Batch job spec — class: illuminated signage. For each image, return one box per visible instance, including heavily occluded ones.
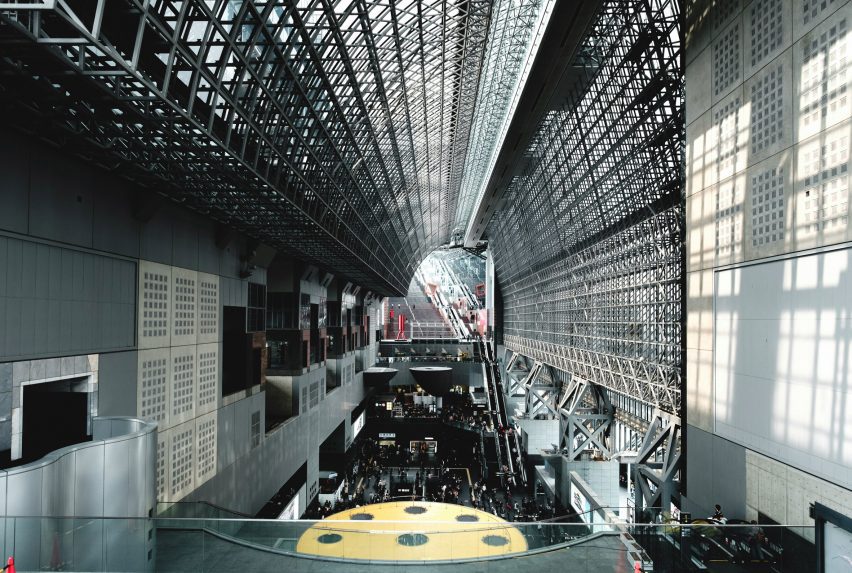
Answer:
[352,411,366,439]
[277,493,300,521]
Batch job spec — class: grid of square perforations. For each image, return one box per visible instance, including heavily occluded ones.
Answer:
[751,167,786,246]
[713,0,740,30]
[715,97,742,178]
[142,271,168,339]
[750,64,784,154]
[803,0,841,24]
[750,0,783,67]
[310,382,319,407]
[156,436,168,501]
[197,348,218,410]
[714,22,741,97]
[173,274,196,338]
[716,181,744,257]
[800,17,848,133]
[171,352,195,418]
[196,416,216,482]
[140,357,168,424]
[170,426,194,498]
[802,136,850,232]
[198,278,218,338]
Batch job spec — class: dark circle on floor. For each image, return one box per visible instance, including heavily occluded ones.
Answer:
[351,513,374,520]
[456,514,480,522]
[317,533,343,544]
[404,506,428,515]
[482,535,509,547]
[397,533,429,547]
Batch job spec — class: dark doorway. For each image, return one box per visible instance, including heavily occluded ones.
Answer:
[223,305,250,396]
[22,377,90,463]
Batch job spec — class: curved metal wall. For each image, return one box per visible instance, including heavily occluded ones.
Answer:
[0,416,157,572]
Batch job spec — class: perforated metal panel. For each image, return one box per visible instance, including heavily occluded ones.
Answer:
[713,0,740,30]
[799,128,850,234]
[195,413,217,485]
[803,0,841,25]
[170,348,196,424]
[138,352,168,426]
[310,382,319,408]
[751,167,786,246]
[170,423,194,500]
[750,64,785,155]
[716,97,743,180]
[197,273,219,344]
[750,0,783,67]
[799,16,849,139]
[196,344,218,414]
[156,430,170,502]
[714,22,741,97]
[138,262,171,349]
[716,179,744,258]
[172,269,197,343]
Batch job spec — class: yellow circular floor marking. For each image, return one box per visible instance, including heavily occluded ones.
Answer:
[296,501,528,561]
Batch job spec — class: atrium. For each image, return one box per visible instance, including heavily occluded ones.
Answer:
[0,0,849,571]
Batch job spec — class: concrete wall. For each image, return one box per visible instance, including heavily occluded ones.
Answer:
[685,0,852,531]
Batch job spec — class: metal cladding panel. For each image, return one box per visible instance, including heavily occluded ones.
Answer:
[125,432,152,517]
[74,446,106,516]
[28,154,94,248]
[6,467,42,515]
[3,417,156,528]
[40,453,75,517]
[0,131,30,235]
[0,237,136,361]
[103,440,131,518]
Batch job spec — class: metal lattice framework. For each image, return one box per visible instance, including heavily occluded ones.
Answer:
[0,0,492,295]
[558,377,614,461]
[488,0,683,414]
[452,0,551,232]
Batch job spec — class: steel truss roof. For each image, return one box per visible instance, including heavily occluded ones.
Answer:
[0,0,491,295]
[487,0,684,414]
